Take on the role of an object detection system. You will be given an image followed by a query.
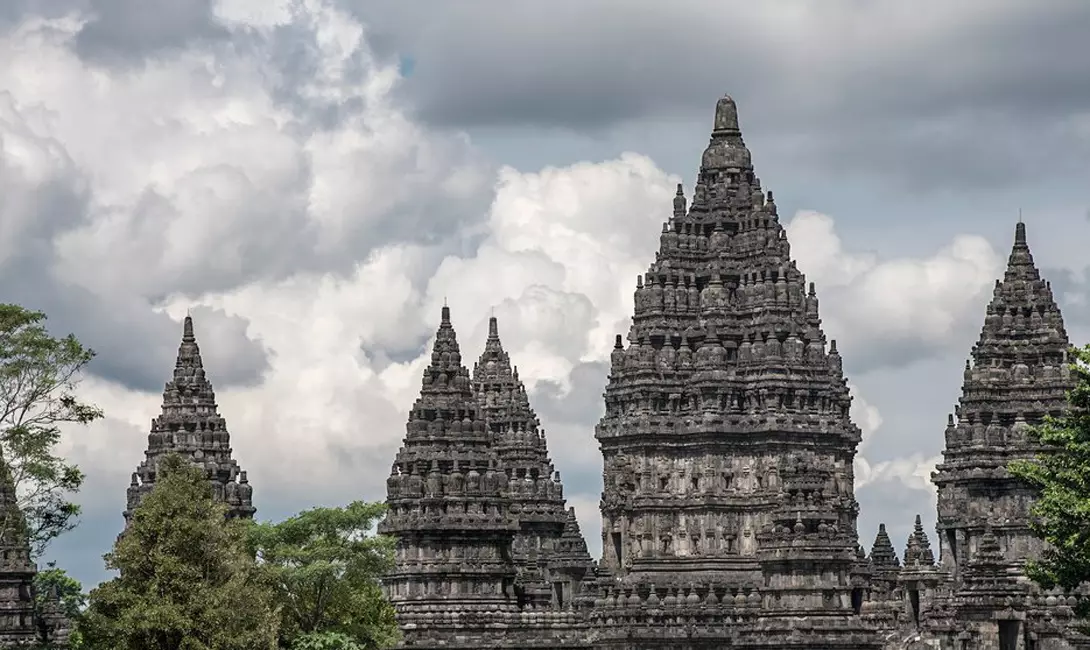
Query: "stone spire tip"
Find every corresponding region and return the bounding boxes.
[1015,220,1027,245]
[713,94,740,133]
[182,314,195,343]
[488,315,499,340]
[441,304,451,326]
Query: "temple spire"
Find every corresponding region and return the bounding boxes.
[870,523,900,568]
[182,314,195,343]
[381,308,519,634]
[124,315,255,525]
[1005,220,1039,282]
[470,316,585,610]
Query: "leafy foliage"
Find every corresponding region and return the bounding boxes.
[246,501,398,649]
[1010,343,1090,620]
[79,454,280,650]
[34,563,87,649]
[289,632,365,650]
[0,304,103,556]
[34,562,86,620]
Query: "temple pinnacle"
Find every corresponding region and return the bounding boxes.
[488,315,499,340]
[182,315,195,343]
[713,94,740,134]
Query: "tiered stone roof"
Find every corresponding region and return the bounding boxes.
[593,94,876,648]
[471,316,592,610]
[379,307,521,644]
[124,316,254,524]
[870,524,900,569]
[933,222,1073,576]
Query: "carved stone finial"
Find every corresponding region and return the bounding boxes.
[713,94,740,133]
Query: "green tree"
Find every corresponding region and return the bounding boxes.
[0,304,103,556]
[34,562,86,620]
[289,632,364,650]
[246,501,398,649]
[1010,343,1090,620]
[34,563,88,649]
[79,454,280,650]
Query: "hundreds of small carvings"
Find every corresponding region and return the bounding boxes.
[373,96,1090,650]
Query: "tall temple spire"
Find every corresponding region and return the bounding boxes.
[933,221,1071,577]
[381,307,520,645]
[124,315,254,525]
[594,94,873,647]
[470,315,589,610]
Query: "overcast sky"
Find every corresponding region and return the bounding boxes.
[3,0,1089,589]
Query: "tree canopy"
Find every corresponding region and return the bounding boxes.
[246,501,398,649]
[0,304,103,556]
[1010,343,1090,619]
[79,454,280,650]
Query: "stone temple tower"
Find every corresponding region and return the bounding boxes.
[124,315,255,525]
[593,95,876,648]
[471,316,590,609]
[379,307,521,647]
[933,222,1073,577]
[0,458,38,644]
[922,222,1086,648]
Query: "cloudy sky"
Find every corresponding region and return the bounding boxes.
[5,0,1090,589]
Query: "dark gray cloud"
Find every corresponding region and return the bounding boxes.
[350,0,1090,191]
[532,361,608,427]
[3,277,270,393]
[73,0,227,65]
[0,0,80,30]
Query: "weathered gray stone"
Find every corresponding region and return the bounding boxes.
[872,224,1090,650]
[0,458,39,645]
[380,96,1090,649]
[124,315,256,525]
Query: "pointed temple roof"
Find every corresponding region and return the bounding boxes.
[870,523,900,569]
[470,316,588,607]
[595,94,865,619]
[472,316,562,495]
[903,514,936,567]
[381,306,519,614]
[548,507,595,572]
[124,315,254,524]
[937,222,1071,460]
[933,222,1073,570]
[473,316,553,468]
